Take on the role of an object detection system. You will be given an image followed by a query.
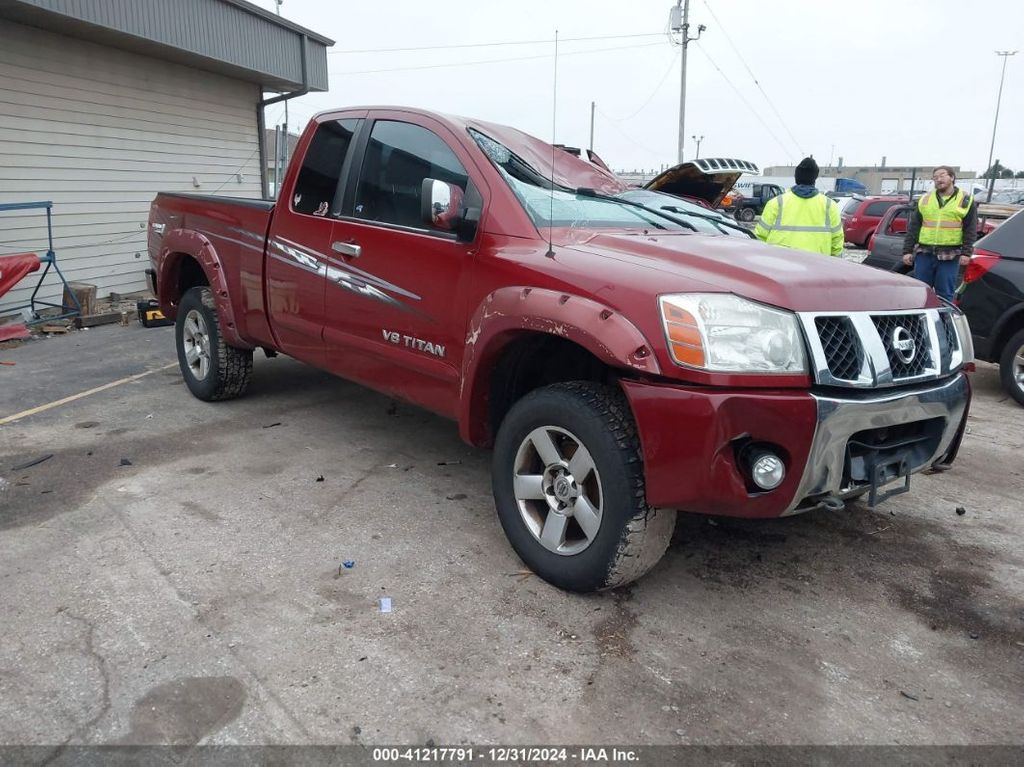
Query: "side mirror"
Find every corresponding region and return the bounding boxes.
[421,178,479,242]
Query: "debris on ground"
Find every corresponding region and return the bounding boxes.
[0,360,15,366]
[119,458,132,466]
[386,402,398,416]
[263,422,282,429]
[868,525,892,536]
[956,506,967,516]
[379,597,392,613]
[446,493,467,501]
[900,691,919,701]
[969,632,980,640]
[436,460,462,466]
[11,454,53,471]
[386,463,398,468]
[342,560,355,569]
[315,475,324,482]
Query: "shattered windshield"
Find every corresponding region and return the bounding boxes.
[470,129,687,231]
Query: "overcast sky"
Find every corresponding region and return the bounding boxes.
[253,0,1022,175]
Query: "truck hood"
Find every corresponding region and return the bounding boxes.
[558,231,937,313]
[643,158,760,208]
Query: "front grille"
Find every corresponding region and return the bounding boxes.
[872,314,932,378]
[815,316,863,380]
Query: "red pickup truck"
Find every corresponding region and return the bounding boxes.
[147,106,972,592]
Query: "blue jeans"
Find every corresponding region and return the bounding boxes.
[912,251,960,301]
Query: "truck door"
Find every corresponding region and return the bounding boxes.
[323,114,481,418]
[264,115,363,366]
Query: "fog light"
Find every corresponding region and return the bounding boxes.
[750,451,785,490]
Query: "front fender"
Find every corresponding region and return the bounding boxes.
[458,286,661,445]
[157,229,252,349]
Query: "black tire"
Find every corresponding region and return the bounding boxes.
[737,207,755,222]
[492,382,676,592]
[860,229,875,248]
[999,328,1024,407]
[175,286,252,401]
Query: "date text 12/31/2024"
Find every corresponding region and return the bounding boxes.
[371,747,641,763]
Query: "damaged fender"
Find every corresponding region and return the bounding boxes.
[156,229,253,349]
[458,286,661,445]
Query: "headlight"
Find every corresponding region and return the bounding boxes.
[951,308,974,366]
[659,293,808,374]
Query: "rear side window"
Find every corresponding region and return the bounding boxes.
[842,198,860,215]
[864,201,897,217]
[291,118,360,217]
[354,120,468,230]
[976,210,1024,256]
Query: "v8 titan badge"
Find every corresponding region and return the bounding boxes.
[382,329,446,358]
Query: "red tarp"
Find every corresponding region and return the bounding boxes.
[0,254,41,342]
[0,253,40,300]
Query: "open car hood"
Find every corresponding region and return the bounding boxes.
[643,158,759,207]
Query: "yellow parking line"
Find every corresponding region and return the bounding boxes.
[0,362,179,426]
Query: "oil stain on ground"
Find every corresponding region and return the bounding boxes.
[116,676,246,745]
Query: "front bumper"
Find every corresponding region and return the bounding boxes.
[621,373,970,518]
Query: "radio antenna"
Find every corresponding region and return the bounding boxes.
[545,30,558,258]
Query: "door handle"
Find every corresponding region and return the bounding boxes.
[332,240,361,259]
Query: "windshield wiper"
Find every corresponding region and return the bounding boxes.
[657,205,754,238]
[575,188,697,232]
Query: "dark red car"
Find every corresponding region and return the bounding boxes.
[842,195,907,247]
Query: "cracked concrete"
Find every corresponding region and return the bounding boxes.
[0,323,1022,746]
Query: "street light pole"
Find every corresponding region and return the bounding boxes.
[692,134,704,159]
[984,50,1017,202]
[670,0,705,164]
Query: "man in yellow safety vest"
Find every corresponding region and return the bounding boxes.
[754,157,844,257]
[901,166,977,301]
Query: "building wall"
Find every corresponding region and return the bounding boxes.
[0,21,263,315]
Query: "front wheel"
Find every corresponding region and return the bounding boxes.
[492,382,676,592]
[737,207,755,222]
[999,328,1024,407]
[175,286,253,401]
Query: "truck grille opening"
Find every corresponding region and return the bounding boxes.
[843,418,946,488]
[871,313,932,378]
[814,316,863,380]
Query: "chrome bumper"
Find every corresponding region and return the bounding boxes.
[783,373,969,514]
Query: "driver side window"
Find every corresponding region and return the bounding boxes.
[353,120,468,230]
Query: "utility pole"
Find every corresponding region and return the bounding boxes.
[670,0,705,164]
[691,134,704,159]
[589,101,595,152]
[985,50,1017,202]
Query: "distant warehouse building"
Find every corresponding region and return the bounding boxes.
[763,164,977,195]
[0,0,332,316]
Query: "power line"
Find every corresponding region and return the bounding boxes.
[700,0,803,157]
[603,48,681,122]
[328,32,666,55]
[330,41,665,76]
[594,106,667,160]
[692,42,793,162]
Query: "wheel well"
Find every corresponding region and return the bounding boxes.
[175,255,209,302]
[488,334,615,443]
[993,308,1024,360]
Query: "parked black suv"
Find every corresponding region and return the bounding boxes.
[958,210,1024,405]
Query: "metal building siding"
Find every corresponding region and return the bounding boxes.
[8,0,328,89]
[0,21,264,315]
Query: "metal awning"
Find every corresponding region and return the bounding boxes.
[0,0,333,92]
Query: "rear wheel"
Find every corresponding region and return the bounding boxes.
[175,286,253,401]
[999,328,1024,406]
[492,382,676,592]
[737,207,755,222]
